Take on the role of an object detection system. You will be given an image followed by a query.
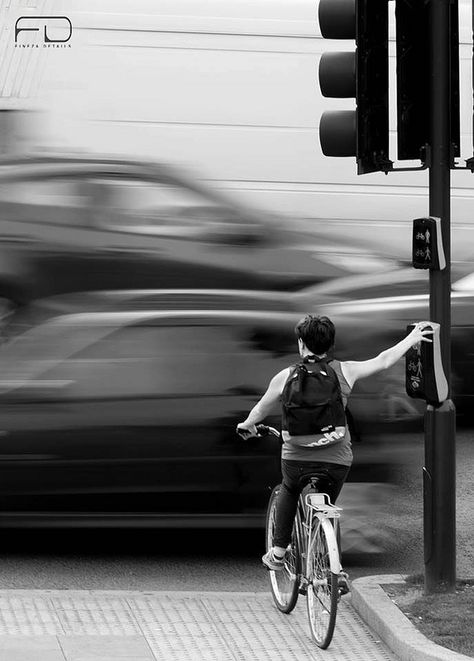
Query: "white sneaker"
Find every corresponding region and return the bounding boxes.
[262,549,285,571]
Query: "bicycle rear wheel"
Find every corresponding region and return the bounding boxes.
[306,519,339,648]
[265,485,300,613]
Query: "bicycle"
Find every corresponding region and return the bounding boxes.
[238,423,346,649]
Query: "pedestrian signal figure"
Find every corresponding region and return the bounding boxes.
[237,314,433,574]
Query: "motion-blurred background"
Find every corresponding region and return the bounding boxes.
[0,0,473,557]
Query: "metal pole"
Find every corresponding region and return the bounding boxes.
[424,0,456,594]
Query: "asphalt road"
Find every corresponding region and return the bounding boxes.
[0,430,470,591]
[0,527,413,592]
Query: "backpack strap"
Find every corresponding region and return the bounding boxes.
[288,362,305,394]
[295,356,329,393]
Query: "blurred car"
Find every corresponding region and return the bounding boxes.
[0,154,399,307]
[0,289,401,552]
[298,266,429,304]
[309,271,474,427]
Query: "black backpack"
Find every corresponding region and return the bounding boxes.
[281,357,346,437]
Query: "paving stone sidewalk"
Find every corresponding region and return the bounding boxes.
[0,589,398,661]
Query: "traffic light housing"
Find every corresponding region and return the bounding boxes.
[412,217,446,270]
[318,0,392,174]
[396,0,460,163]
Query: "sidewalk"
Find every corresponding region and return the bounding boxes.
[1,577,469,661]
[0,588,397,661]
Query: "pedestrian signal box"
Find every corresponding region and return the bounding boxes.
[405,322,448,405]
[412,217,446,270]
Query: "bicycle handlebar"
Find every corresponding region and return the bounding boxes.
[236,424,280,439]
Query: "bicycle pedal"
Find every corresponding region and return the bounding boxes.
[298,586,307,595]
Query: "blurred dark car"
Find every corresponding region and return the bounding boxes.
[0,154,397,307]
[0,289,401,551]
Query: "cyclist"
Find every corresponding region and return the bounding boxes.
[237,314,432,572]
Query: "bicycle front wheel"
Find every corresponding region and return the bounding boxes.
[306,519,339,648]
[265,485,300,613]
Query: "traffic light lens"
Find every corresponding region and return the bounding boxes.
[319,0,356,39]
[319,52,356,98]
[319,110,356,157]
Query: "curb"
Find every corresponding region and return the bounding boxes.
[350,574,473,661]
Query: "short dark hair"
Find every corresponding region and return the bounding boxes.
[295,314,335,355]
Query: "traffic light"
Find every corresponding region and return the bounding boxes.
[396,0,460,163]
[318,0,392,175]
[412,217,446,270]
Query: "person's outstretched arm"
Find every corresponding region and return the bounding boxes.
[341,322,433,388]
[237,368,290,438]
